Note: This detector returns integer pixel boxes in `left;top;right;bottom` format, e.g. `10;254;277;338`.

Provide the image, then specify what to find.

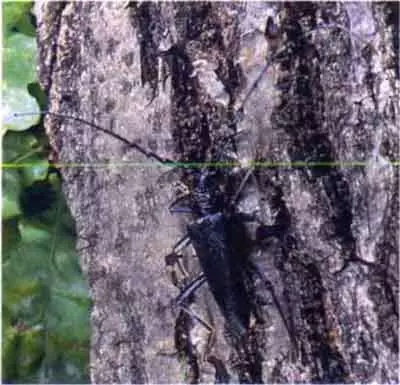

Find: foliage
2;2;90;383
2;0;39;133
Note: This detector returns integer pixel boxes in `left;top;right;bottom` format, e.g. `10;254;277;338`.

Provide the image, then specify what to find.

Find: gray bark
35;2;398;383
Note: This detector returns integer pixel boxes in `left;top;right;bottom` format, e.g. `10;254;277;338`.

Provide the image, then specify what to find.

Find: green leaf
3;1;35;38
19;219;52;244
3;32;39;132
2;131;40;162
5;279;42;302
28;82;48;110
22;157;49;186
3;243;49;285
2;218;20;261
3;5;90;382
2;323;19;381
3;278;44;326
2;89;40;132
14;327;46;382
3;131;49;185
4;33;37;87
3;199;90;383
2;169;22;219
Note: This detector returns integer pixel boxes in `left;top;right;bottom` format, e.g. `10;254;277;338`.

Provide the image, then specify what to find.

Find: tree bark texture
35;2;398;383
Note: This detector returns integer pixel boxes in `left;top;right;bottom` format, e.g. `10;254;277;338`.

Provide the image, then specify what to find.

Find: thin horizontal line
1;161;399;169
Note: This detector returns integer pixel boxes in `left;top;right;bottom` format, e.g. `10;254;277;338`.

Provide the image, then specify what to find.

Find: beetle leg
174;275;210;333
172;235;190;252
166;233;194;287
175;274;207;306
169;205;193;214
165;251;191;288
168;193;193;214
235;59;273;117
231;168;253;205
207;355;230;384
179;301;214;335
165;252;184;287
230;163;261;208
180;303;219;380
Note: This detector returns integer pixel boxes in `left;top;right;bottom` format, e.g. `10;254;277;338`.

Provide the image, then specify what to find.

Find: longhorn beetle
12;108;292;336
11;106;294;385
9;14;289;341
8;17;290;381
9;13;376;379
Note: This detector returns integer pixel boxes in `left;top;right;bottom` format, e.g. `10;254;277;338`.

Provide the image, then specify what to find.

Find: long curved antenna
234;19;378;123
10;111;173;165
235;58;273;120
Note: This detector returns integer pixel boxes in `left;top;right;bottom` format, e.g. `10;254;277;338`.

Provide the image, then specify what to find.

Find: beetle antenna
10;111;173;165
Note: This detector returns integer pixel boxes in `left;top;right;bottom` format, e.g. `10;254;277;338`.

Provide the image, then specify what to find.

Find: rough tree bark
35;2;398;383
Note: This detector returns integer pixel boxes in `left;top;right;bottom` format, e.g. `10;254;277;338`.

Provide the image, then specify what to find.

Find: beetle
12;106;293;383
8;14;297;378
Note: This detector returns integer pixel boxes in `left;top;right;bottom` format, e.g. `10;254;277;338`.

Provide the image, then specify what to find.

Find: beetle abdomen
188;213;250;338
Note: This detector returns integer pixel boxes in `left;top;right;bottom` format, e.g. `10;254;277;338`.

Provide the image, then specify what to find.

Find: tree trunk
35;2;398;383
